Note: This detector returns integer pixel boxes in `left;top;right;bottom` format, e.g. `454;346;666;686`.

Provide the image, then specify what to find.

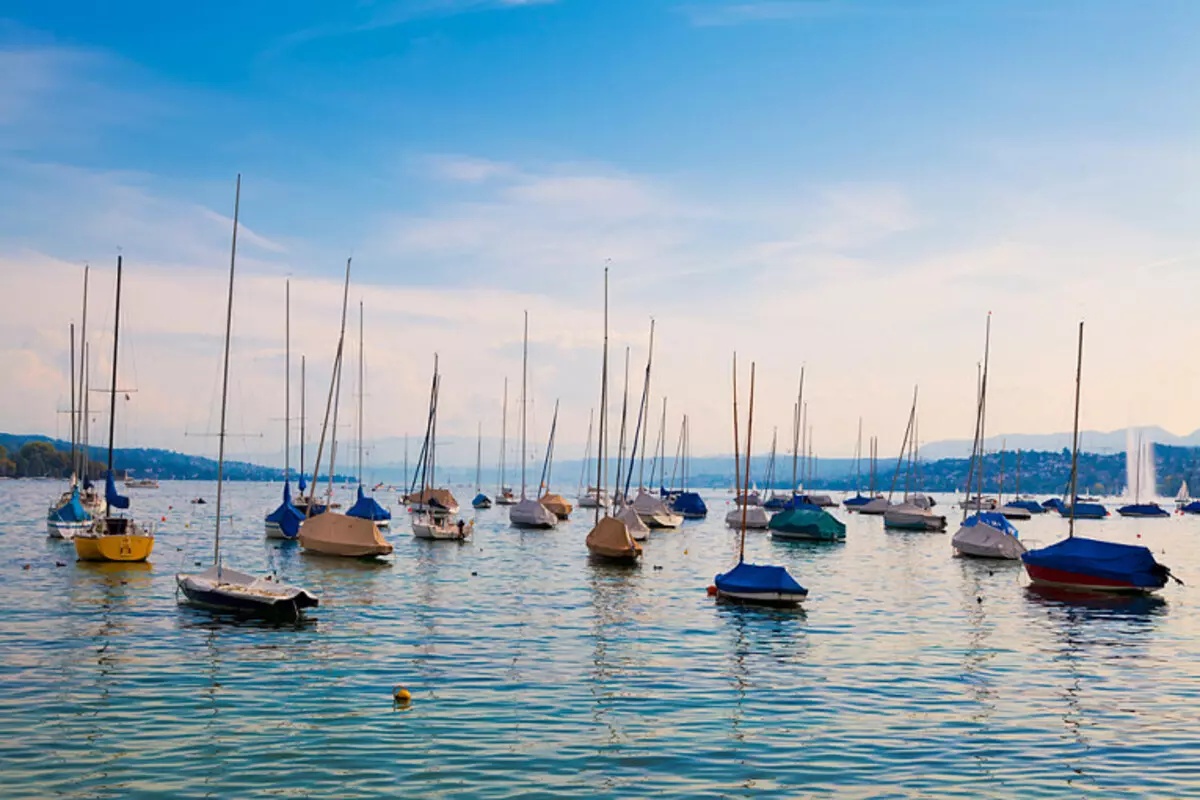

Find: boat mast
595;267;609;525
1068;321;1084;538
299;354;305;480
732;354;742;550
305;258;352;512
77;266;89;479
328;317;345;501
887;386;918;502
358;301;364;487
521;311;528;499
792;368;804;496
106;256;123;478
214;174;241;568
579;409;593;498
615;347;630;503
538;399;560;496
1015;449;1021;498
623;319;654;502
431;357;439;493
476;421;483;494
977;315;991;508
499;378;507;495
740;362;757;564
69;322;77;479
82;342;90;481
285;280;291;484
854;417;862;496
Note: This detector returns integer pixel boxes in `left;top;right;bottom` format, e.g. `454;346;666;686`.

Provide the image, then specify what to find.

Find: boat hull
47;519;90;539
715;589;807;607
641;512;683;529
74;533;154;562
299;513;393;558
264;521;296;540
1023;564;1157;593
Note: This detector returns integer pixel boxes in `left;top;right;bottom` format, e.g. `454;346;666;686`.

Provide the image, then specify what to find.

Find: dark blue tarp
105;471;129;510
472;492;491;507
1057;501;1107;519
843;494;871;508
299;474;307;492
82;474;94;491
1005;499;1044;514
347;485;392;522
715;562;807;596
763;494;789;510
781;494;816;510
1182;500;1200;515
1021;536;1169;589
265;480;304;538
1116;503;1170;517
962;511;1019;537
49;486;91;523
1042;497;1066;512
671;491;707;516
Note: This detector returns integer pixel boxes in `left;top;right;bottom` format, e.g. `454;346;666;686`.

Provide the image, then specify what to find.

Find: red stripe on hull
1024;564;1141;591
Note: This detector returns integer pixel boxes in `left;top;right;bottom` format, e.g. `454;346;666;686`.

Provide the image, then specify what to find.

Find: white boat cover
857;497;891;515
726;505;770;529
616;505;650;541
952;518;1026;559
884;503;947;531
509;497;558;528
177;565;319;606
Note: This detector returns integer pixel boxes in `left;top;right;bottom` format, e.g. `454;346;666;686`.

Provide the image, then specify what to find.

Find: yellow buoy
392;685;412;705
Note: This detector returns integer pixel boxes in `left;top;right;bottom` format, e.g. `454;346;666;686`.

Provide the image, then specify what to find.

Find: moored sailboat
668;414;707;519
472;423;492;509
510;312;558;529
265;279;303;540
882;389;946;532
344;302;391;529
178;175;318;616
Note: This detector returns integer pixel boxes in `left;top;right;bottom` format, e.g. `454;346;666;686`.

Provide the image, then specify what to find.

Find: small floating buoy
471;571;478;577
161;516;166;522
194;561;202;566
977;596;983;604
706;585;717;597
22;564;30;570
392;685;412;705
56;561;66;567
653;564;663;570
684;549;689;555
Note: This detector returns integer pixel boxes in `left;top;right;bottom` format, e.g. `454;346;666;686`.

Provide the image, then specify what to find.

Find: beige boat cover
539;493;574;518
586;516;642;560
300;512;393;557
404;487;459;510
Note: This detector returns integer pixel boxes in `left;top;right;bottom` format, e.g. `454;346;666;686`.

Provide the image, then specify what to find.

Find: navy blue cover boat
1056;500;1107;519
714;562;808;606
1022;537;1172;593
843;493;871;509
670;491;708;519
265;480;304;539
347;485;392;524
1116;502;1169;518
472;492;493;509
1181;500;1200;515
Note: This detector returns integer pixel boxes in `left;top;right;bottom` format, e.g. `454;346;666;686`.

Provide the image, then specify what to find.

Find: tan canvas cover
539;493;573;518
586;516;641;561
300;512;393;557
404;487;459;510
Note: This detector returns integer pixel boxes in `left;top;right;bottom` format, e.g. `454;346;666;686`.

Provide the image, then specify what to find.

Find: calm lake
3;480;1199;798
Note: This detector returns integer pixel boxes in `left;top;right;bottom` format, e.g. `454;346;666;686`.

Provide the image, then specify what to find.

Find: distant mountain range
917;426;1199;460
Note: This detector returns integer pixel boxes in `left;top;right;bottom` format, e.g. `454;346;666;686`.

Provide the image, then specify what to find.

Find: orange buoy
706;585;717;597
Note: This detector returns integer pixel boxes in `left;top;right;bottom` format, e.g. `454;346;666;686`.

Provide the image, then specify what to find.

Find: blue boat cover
763;495;788;510
781;494;816;510
671;491;708;516
1006;499;1043;513
82;474;94;491
1021;536;1169;589
1181;500;1200;514
49;486;91;523
1117;503;1170;517
105;471;129;510
715;562;807;596
1060;501;1107;518
1042;497;1066;512
347;485;392;521
299;474;307;492
265;480;304;538
472;492;491;507
843;494;871;508
962;511;1019;537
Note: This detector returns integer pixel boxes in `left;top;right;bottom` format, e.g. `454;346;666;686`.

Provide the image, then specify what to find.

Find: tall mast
305;258;352;511
214;173;241;567
285;280;291;483
732;354;741;532
1015;449;1022;497
299;355;305;479
739;362;757;564
887;387;918;502
854;417;863;495
69;323;77;477
792;368;804;495
328;323;344;500
358;300;364;486
976;314;991;508
82;342;90;480
616;347;630;502
77;266;89;478
623;319;655;501
579;409;594;497
499;378;508;495
595;267;609;525
799;402;808;491
476;421;483;494
520;311;528;498
1068;322;1084;538
106;256;123;475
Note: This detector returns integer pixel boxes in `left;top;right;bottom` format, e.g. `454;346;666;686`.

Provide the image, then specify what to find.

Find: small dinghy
1181;499;1200;515
952;512;1025;560
347;485;392;529
1056;500;1108;519
671;491;708;519
998;501;1036;519
769;505;845;541
843;493;871;510
616;504;650;541
472;493;493;510
265;481;304;540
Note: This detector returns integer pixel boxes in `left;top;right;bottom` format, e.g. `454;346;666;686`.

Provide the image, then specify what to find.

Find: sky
2;0;1199;468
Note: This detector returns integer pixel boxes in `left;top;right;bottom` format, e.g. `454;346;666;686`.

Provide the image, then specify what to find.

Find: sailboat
495;378;517;505
47;320;91;539
713;357;808;606
586;267;642;564
1022;323;1177;593
265;280;304;540
1117;431;1169;517
510;312;558;529
953;315;1025;559
535;400;574;519
762;429;788;510
73;256;155;563
843;418;871;510
856;437;890;515
345;303;391;529
472;423;492;509
999;449;1044;516
883;388;947;532
1175;479;1191;510
177;175;319;615
625;321;682;529
769;414;845;540
669;414;708;518
412;357;473;540
576;409;609;509
298;259;394;558
725;387;769;530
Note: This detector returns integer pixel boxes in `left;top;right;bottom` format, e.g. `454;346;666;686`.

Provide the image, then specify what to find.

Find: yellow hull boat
74;518;155;562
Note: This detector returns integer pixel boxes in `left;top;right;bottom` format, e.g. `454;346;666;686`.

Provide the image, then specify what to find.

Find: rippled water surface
4;481;1200;798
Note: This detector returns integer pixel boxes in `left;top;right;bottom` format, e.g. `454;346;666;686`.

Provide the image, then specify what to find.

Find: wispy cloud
679;0;847;27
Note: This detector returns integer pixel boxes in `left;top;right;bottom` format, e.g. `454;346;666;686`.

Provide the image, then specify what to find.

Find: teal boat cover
768;506;846;539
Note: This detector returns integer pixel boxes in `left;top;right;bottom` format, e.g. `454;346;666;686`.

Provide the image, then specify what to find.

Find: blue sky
2;1;1199;466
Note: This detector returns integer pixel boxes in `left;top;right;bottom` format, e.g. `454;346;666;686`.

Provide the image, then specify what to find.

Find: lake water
3;480;1199;798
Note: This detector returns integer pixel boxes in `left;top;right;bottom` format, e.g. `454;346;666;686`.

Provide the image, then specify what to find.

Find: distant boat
47;312;92;539
345;302;391;530
409;356;465;538
713;358;807;606
1180;499;1200;515
178;175;318;617
1055;500;1108;520
1022;322;1175;594
73;255;155;563
883;388;946;532
761;429;788;510
769;505;845;542
585;268;641;565
576;409;607;509
668;414;707;519
509;312;558;530
620;321;681;530
1175;480;1191;509
495;378;517;506
537;400;575;520
843;419;871;510
124;477;159;489
998;449;1043;517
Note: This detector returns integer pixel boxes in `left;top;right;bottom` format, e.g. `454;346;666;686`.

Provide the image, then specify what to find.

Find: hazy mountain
917;426;1200;460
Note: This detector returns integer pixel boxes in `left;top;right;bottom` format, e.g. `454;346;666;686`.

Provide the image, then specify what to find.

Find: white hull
716;589;806;605
264;521;289;540
47;519;89;539
726;506;770;529
412;517;472;540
